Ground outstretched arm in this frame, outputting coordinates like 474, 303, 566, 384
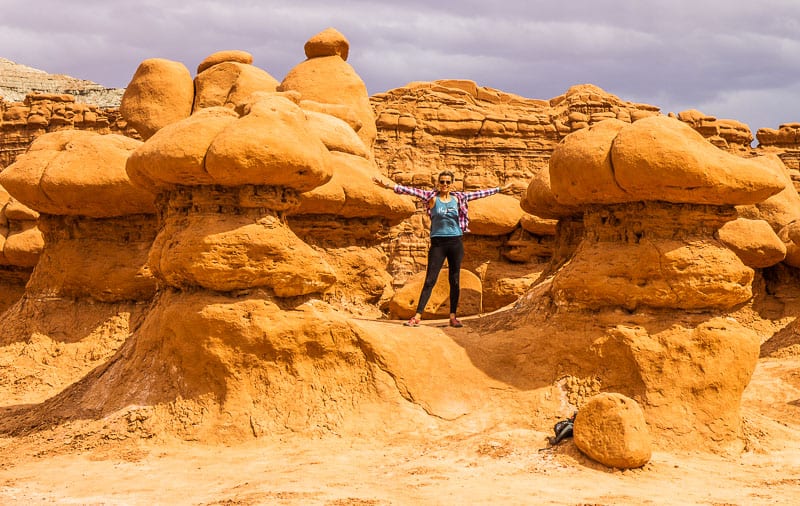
372, 176, 435, 200
461, 182, 514, 202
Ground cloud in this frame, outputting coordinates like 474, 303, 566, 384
2, 0, 800, 132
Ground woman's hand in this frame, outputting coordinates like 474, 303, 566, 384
372, 176, 393, 189
499, 182, 513, 193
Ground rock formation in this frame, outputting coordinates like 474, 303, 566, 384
0, 57, 124, 108
0, 32, 420, 440
573, 393, 651, 469
489, 115, 785, 450
1, 28, 800, 458
0, 183, 42, 313
0, 129, 156, 403
1, 93, 133, 170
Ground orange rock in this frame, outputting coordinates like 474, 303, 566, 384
549, 119, 630, 205
736, 154, 800, 233
193, 61, 279, 112
716, 217, 787, 268
126, 107, 239, 190
149, 210, 336, 296
196, 49, 254, 74
574, 393, 651, 469
205, 95, 332, 191
611, 116, 783, 205
303, 27, 349, 60
0, 130, 154, 217
388, 268, 482, 319
2, 223, 43, 267
281, 29, 376, 152
467, 194, 523, 236
120, 58, 194, 140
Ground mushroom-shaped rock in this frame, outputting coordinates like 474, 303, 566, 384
573, 393, 651, 469
610, 116, 783, 205
389, 269, 482, 319
128, 96, 334, 193
0, 130, 154, 217
193, 60, 280, 112
120, 58, 194, 140
467, 194, 523, 236
127, 107, 240, 190
197, 49, 254, 74
520, 166, 582, 220
0, 132, 157, 303
294, 151, 415, 222
205, 95, 332, 190
550, 119, 630, 205
129, 94, 337, 296
716, 217, 786, 268
279, 28, 377, 151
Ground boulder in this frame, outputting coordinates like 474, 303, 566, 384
573, 393, 651, 469
120, 58, 194, 140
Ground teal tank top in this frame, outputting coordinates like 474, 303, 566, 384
430, 196, 462, 237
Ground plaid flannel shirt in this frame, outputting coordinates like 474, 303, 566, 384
393, 184, 501, 233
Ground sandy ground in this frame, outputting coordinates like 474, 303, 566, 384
1, 354, 799, 506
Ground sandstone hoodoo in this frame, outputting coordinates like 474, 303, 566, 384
0, 129, 157, 404
496, 114, 788, 450
0, 32, 426, 441
1, 28, 800, 486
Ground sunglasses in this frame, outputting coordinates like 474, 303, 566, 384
438, 180, 452, 184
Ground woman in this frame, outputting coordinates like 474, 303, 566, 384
373, 171, 512, 327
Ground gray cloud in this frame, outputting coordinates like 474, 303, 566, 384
2, 0, 799, 133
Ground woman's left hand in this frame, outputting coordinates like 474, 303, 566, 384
499, 182, 513, 193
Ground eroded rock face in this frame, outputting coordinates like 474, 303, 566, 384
1, 93, 132, 170
0, 129, 156, 301
0, 129, 157, 404
537, 116, 784, 311
573, 393, 651, 469
552, 203, 754, 310
0, 184, 41, 312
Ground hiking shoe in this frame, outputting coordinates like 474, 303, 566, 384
404, 317, 421, 327
449, 317, 463, 328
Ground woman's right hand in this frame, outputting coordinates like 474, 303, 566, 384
372, 176, 391, 189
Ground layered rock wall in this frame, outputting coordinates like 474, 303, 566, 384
1, 93, 132, 170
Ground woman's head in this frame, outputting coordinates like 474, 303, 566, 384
437, 171, 454, 190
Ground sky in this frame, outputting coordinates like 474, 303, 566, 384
2, 0, 799, 135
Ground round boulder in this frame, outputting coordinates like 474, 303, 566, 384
573, 392, 652, 469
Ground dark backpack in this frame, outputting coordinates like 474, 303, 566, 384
548, 411, 577, 445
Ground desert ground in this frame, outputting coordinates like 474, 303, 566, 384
1, 315, 798, 506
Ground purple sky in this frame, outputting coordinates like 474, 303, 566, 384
2, 0, 799, 135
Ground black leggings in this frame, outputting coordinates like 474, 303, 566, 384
416, 236, 464, 315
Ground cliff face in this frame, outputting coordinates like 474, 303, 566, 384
0, 58, 123, 108
0, 93, 133, 170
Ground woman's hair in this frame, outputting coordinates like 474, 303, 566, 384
438, 170, 455, 180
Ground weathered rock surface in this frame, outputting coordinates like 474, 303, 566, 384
0, 183, 41, 312
0, 57, 124, 108
120, 58, 194, 140
573, 393, 652, 469
280, 28, 377, 153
